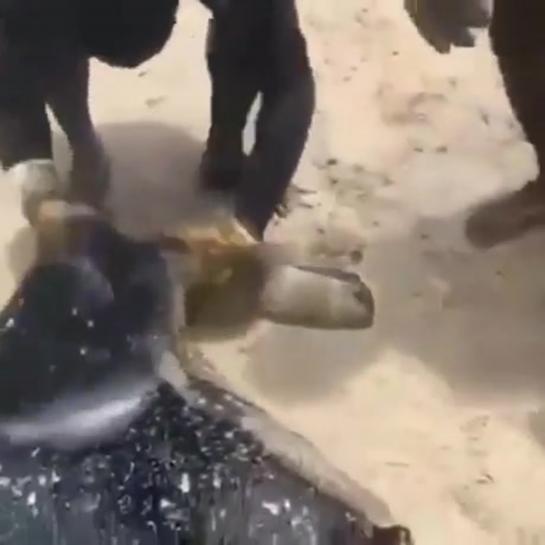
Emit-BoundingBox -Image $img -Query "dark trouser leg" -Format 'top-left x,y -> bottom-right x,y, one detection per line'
491,0 -> 545,181
44,55 -> 110,207
200,8 -> 261,194
201,0 -> 315,239
235,0 -> 315,238
498,57 -> 545,177
0,45 -> 63,221
465,0 -> 545,248
0,52 -> 52,168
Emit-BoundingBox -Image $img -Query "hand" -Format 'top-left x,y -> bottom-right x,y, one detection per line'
404,0 -> 493,53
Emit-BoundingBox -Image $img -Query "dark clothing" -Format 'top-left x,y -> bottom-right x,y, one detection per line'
0,0 -> 314,238
490,0 -> 545,177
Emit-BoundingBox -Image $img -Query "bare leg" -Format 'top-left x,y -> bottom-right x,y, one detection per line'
44,55 -> 110,208
466,0 -> 545,248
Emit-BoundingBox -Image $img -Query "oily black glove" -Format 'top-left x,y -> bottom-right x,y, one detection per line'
404,0 -> 492,53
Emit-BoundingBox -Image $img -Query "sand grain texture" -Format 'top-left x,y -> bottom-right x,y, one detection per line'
1,1 -> 545,543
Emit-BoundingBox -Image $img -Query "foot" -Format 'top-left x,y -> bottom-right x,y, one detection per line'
465,181 -> 545,248
274,184 -> 315,219
7,160 -> 66,224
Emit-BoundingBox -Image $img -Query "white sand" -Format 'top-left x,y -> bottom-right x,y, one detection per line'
1,0 -> 545,543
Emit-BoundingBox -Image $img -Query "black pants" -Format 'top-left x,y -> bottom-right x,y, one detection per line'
490,0 -> 545,181
201,0 -> 315,237
0,0 -> 315,238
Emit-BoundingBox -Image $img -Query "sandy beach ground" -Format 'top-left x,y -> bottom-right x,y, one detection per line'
1,0 -> 545,543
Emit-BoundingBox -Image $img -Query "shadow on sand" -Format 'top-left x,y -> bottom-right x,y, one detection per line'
242,185 -> 545,416
6,120 -> 207,282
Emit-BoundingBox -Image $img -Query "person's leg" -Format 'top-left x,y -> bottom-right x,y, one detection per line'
466,0 -> 545,247
234,0 -> 315,238
0,68 -> 51,167
199,3 -> 261,195
0,41 -> 61,222
44,55 -> 110,208
494,0 -> 545,180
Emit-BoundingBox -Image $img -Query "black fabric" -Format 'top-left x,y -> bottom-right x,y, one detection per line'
78,0 -> 179,68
